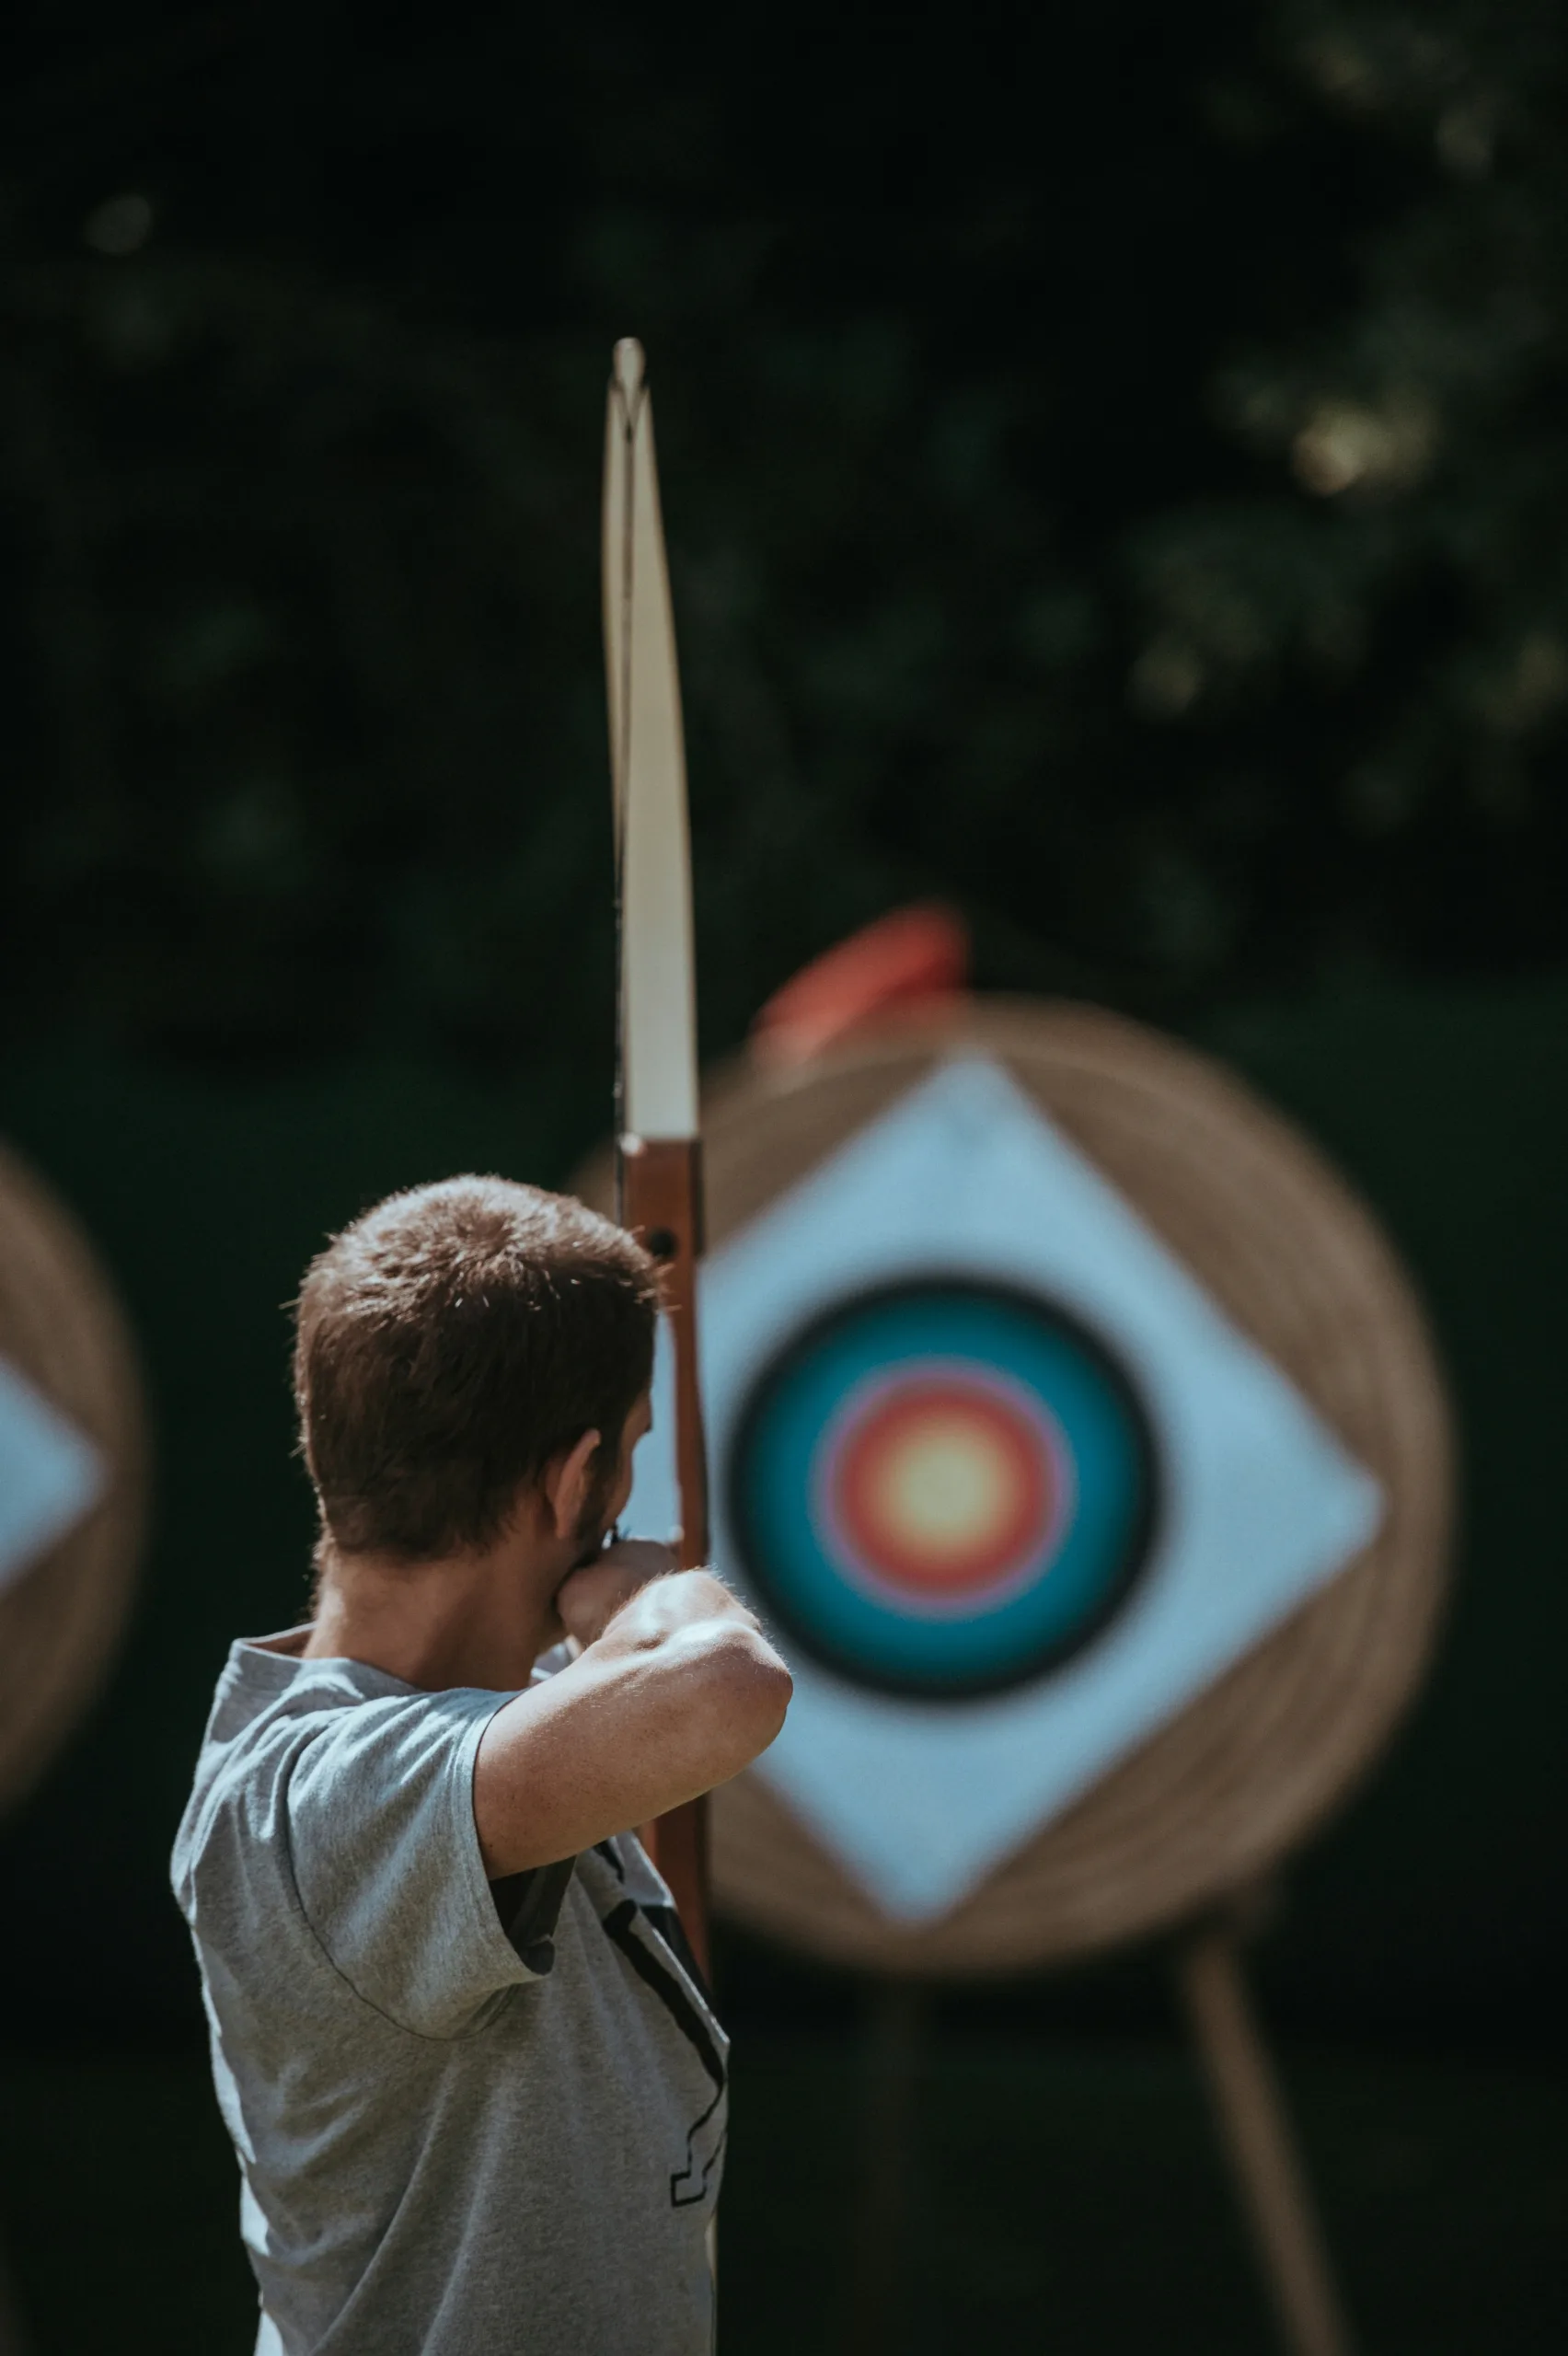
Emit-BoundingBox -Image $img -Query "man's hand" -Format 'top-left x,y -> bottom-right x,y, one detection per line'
475,1559 -> 791,1877
555,1538 -> 673,1650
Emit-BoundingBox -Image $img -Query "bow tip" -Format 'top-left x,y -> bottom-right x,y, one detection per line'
612,338 -> 646,396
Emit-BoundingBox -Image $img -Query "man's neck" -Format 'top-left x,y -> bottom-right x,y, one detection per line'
303,1525 -> 564,1692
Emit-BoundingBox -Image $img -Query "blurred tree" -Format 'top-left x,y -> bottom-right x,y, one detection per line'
0,0 -> 1562,1077
1129,0 -> 1568,982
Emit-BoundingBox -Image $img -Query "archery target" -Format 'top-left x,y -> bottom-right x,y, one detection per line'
729,1281 -> 1158,1698
601,1000 -> 1451,1973
0,1146 -> 145,1816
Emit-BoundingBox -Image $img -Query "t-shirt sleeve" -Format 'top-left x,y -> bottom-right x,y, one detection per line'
283,1687 -> 541,2038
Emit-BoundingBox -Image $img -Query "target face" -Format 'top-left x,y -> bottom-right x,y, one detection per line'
730,1282 -> 1158,1698
626,1053 -> 1387,1925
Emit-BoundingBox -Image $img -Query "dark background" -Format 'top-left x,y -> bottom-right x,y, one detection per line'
0,3 -> 1563,2350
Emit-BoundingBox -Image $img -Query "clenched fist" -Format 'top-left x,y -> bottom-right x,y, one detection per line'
554,1539 -> 675,1651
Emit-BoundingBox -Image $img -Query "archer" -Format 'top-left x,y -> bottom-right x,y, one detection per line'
172,1173 -> 791,2354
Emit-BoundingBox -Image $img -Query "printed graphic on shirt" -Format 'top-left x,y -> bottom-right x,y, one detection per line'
599,1897 -> 727,2209
490,1856 -> 577,1974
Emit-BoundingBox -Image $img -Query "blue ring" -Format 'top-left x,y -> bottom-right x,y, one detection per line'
727,1278 -> 1159,1699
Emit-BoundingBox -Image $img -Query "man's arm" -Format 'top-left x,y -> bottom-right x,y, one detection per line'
472,1545 -> 791,1878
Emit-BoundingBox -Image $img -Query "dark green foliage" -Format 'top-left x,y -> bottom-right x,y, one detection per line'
0,4 -> 1563,2058
2,2 -> 1564,1070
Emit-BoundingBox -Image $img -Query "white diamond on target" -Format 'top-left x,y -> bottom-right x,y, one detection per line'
0,1356 -> 104,1598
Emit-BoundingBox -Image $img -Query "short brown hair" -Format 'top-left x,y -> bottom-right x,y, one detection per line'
294,1176 -> 659,1562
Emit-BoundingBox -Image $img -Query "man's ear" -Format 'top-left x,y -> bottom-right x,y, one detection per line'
540,1428 -> 602,1542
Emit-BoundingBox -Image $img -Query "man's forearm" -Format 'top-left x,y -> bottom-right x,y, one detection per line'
474,1566 -> 791,1877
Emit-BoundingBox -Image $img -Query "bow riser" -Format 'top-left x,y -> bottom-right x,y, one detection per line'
617,1137 -> 710,1569
617,1142 -> 711,1966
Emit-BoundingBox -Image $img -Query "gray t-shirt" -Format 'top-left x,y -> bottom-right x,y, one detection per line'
171,1633 -> 726,2356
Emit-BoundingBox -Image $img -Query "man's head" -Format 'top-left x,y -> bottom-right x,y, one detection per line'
294,1176 -> 659,1569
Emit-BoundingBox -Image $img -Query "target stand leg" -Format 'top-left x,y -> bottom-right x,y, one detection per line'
1177,1923 -> 1354,2356
845,1977 -> 928,2355
0,2236 -> 30,2356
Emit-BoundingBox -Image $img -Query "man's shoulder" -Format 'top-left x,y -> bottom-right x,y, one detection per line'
179,1656 -> 514,1881
171,1647 -> 416,1903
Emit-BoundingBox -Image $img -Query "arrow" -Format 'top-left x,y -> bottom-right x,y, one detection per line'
603,336 -> 712,1976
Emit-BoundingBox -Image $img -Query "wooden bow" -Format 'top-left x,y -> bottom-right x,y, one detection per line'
602,337 -> 711,1975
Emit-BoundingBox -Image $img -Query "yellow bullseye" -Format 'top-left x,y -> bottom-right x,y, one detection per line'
834,1380 -> 1055,1594
865,1411 -> 1022,1565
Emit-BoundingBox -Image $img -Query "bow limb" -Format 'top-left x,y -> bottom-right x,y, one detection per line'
603,338 -> 712,1975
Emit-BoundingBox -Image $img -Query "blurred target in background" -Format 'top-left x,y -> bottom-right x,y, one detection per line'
0,1149 -> 145,1820
614,915 -> 1448,1974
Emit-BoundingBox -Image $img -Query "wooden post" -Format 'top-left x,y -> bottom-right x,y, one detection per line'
1177,1923 -> 1354,2356
0,2241 -> 30,2356
845,1977 -> 928,2355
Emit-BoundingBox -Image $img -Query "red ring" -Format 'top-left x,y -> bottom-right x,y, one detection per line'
828,1376 -> 1055,1596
